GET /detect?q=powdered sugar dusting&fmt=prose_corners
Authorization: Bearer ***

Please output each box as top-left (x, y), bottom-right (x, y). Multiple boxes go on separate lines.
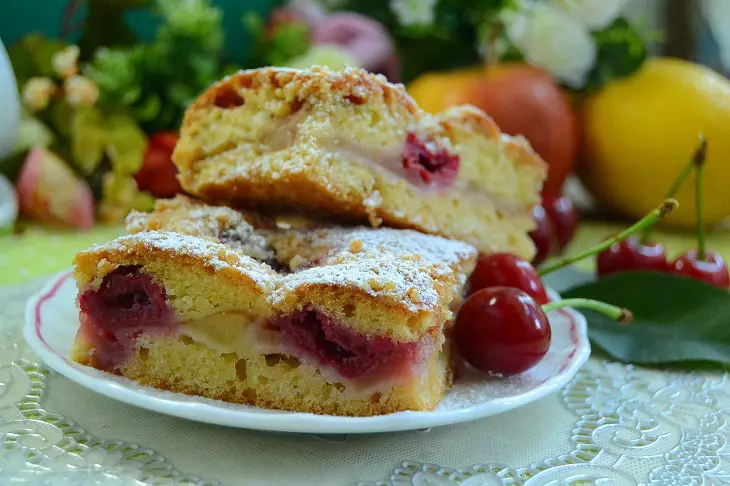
top-left (310, 226), bottom-right (476, 268)
top-left (95, 232), bottom-right (276, 291)
top-left (273, 257), bottom-right (440, 313)
top-left (82, 197), bottom-right (475, 315)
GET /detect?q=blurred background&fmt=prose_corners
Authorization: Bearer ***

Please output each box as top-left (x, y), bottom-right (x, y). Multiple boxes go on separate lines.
top-left (1, 0), bottom-right (730, 284)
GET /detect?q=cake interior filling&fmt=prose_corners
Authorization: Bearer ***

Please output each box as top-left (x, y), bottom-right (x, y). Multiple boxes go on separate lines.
top-left (263, 111), bottom-right (461, 190)
top-left (79, 269), bottom-right (433, 385)
top-left (400, 132), bottom-right (460, 188)
top-left (78, 266), bottom-right (176, 370)
top-left (266, 309), bottom-right (428, 381)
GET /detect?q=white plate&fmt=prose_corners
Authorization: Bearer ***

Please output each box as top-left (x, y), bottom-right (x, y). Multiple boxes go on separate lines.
top-left (24, 271), bottom-right (590, 434)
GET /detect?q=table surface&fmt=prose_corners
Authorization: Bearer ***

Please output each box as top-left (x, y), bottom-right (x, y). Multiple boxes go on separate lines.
top-left (3, 222), bottom-right (730, 485)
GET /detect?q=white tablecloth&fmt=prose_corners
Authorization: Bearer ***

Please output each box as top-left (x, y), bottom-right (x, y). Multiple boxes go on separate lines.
top-left (1, 277), bottom-right (728, 485)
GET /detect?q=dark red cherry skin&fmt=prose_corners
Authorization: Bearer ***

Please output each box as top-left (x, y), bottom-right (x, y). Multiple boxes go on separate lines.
top-left (671, 250), bottom-right (730, 289)
top-left (529, 205), bottom-right (556, 267)
top-left (469, 253), bottom-right (549, 305)
top-left (596, 236), bottom-right (669, 277)
top-left (542, 193), bottom-right (579, 253)
top-left (455, 287), bottom-right (551, 375)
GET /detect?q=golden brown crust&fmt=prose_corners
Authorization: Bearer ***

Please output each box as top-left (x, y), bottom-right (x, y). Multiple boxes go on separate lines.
top-left (187, 66), bottom-right (420, 120)
top-left (434, 105), bottom-right (546, 171)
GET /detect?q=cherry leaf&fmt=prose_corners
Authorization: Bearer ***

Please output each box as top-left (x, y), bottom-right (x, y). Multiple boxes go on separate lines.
top-left (562, 270), bottom-right (730, 367)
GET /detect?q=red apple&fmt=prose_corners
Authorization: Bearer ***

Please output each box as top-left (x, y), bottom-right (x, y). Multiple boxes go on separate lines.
top-left (134, 131), bottom-right (183, 198)
top-left (468, 65), bottom-right (580, 194)
top-left (16, 147), bottom-right (94, 229)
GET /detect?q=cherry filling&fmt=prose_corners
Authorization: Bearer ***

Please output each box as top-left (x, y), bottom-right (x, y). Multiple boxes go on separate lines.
top-left (269, 310), bottom-right (423, 380)
top-left (78, 266), bottom-right (175, 370)
top-left (401, 132), bottom-right (460, 188)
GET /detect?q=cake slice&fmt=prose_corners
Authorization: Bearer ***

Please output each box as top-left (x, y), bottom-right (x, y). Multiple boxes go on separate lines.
top-left (71, 196), bottom-right (477, 416)
top-left (172, 66), bottom-right (547, 259)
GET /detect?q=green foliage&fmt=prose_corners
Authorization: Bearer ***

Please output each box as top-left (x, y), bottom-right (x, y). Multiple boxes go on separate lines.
top-left (336, 0), bottom-right (509, 81)
top-left (70, 107), bottom-right (106, 174)
top-left (68, 107), bottom-right (147, 176)
top-left (84, 0), bottom-right (229, 132)
top-left (7, 35), bottom-right (67, 86)
top-left (583, 18), bottom-right (648, 91)
top-left (77, 0), bottom-right (150, 58)
top-left (244, 13), bottom-right (311, 67)
top-left (85, 48), bottom-right (145, 107)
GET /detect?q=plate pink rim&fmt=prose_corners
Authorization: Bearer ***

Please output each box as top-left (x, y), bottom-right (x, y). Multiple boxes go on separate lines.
top-left (24, 270), bottom-right (591, 434)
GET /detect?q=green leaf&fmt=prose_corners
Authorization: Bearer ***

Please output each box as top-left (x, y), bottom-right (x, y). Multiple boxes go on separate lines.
top-left (8, 34), bottom-right (67, 86)
top-left (582, 18), bottom-right (647, 91)
top-left (562, 271), bottom-right (730, 368)
top-left (134, 94), bottom-right (162, 122)
top-left (48, 101), bottom-right (74, 138)
top-left (70, 107), bottom-right (106, 174)
top-left (16, 111), bottom-right (55, 152)
top-left (104, 115), bottom-right (147, 175)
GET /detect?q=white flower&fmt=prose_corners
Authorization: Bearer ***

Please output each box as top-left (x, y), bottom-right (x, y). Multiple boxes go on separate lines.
top-left (390, 0), bottom-right (437, 27)
top-left (64, 75), bottom-right (99, 107)
top-left (552, 0), bottom-right (630, 30)
top-left (503, 2), bottom-right (597, 88)
top-left (52, 45), bottom-right (80, 78)
top-left (702, 0), bottom-right (730, 70)
top-left (21, 77), bottom-right (56, 112)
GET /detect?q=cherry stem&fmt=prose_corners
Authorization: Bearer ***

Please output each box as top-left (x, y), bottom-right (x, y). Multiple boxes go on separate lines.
top-left (694, 134), bottom-right (708, 260)
top-left (639, 139), bottom-right (702, 244)
top-left (639, 138), bottom-right (707, 245)
top-left (538, 198), bottom-right (679, 276)
top-left (542, 298), bottom-right (632, 324)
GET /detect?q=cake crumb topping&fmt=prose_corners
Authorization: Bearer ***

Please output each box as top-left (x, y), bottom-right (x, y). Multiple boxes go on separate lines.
top-left (81, 195), bottom-right (477, 313)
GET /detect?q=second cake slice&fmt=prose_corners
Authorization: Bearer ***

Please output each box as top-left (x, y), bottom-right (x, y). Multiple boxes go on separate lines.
top-left (71, 196), bottom-right (476, 416)
top-left (172, 66), bottom-right (547, 259)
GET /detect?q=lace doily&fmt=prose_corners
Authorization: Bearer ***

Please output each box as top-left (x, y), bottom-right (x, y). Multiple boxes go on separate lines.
top-left (2, 278), bottom-right (729, 485)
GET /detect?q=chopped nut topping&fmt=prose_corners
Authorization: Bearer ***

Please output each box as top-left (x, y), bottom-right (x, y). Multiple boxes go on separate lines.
top-left (407, 286), bottom-right (421, 303)
top-left (349, 239), bottom-right (363, 253)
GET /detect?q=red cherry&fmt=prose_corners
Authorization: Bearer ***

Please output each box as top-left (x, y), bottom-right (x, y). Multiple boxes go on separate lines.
top-left (455, 287), bottom-right (551, 375)
top-left (596, 236), bottom-right (669, 277)
top-left (542, 193), bottom-right (578, 253)
top-left (529, 205), bottom-right (556, 266)
top-left (401, 132), bottom-right (460, 188)
top-left (671, 250), bottom-right (730, 289)
top-left (469, 253), bottom-right (549, 304)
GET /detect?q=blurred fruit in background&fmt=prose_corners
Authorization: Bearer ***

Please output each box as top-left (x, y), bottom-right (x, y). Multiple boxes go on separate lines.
top-left (580, 57), bottom-right (730, 228)
top-left (406, 68), bottom-right (484, 113)
top-left (134, 131), bottom-right (183, 198)
top-left (408, 64), bottom-right (580, 194)
top-left (15, 147), bottom-right (94, 228)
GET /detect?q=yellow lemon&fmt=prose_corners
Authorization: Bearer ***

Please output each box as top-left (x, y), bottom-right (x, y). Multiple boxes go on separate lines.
top-left (580, 57), bottom-right (730, 227)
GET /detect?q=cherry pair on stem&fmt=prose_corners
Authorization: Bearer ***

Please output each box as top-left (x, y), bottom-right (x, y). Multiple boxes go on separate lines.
top-left (455, 135), bottom-right (728, 377)
top-left (457, 199), bottom-right (675, 375)
top-left (597, 135), bottom-right (729, 289)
